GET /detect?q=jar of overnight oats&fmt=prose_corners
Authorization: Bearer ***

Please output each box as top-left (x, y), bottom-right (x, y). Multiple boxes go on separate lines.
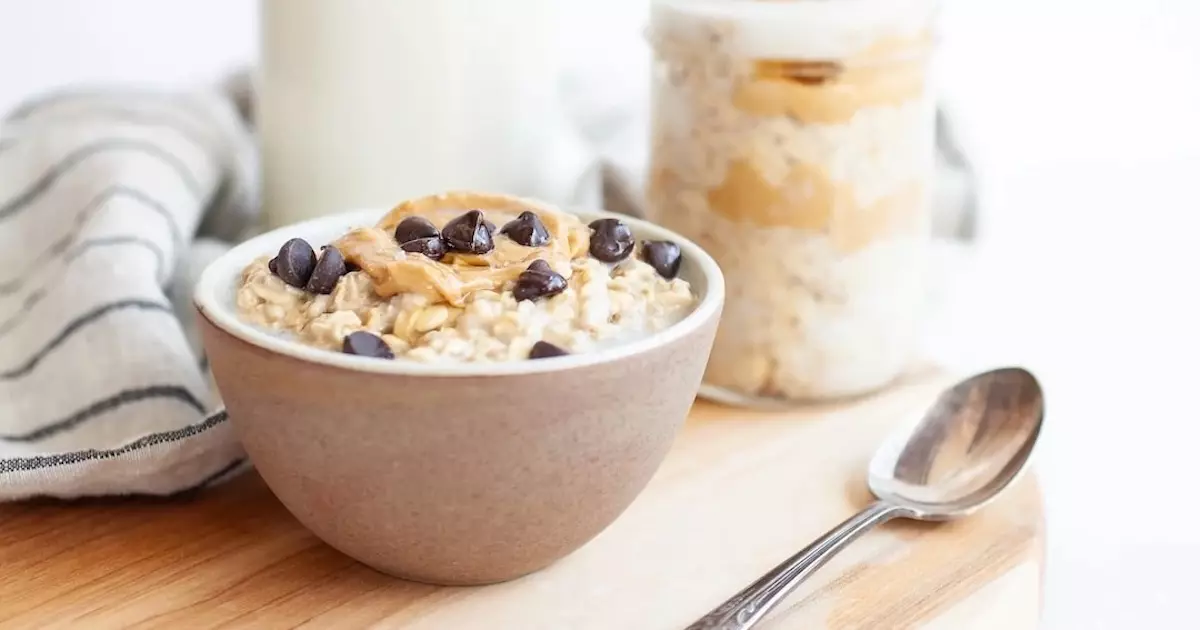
top-left (646, 0), bottom-right (939, 404)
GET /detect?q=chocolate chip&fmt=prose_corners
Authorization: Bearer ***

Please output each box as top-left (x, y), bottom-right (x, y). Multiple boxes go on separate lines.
top-left (513, 259), bottom-right (567, 302)
top-left (587, 218), bottom-right (635, 263)
top-left (267, 257), bottom-right (278, 274)
top-left (500, 211), bottom-right (550, 247)
top-left (401, 236), bottom-right (447, 261)
top-left (640, 240), bottom-right (682, 279)
top-left (342, 331), bottom-right (395, 359)
top-left (270, 238), bottom-right (317, 288)
top-left (394, 216), bottom-right (440, 245)
top-left (787, 60), bottom-right (844, 86)
top-left (529, 341), bottom-right (569, 359)
top-left (484, 219), bottom-right (497, 235)
top-left (442, 210), bottom-right (494, 254)
top-left (305, 246), bottom-right (348, 294)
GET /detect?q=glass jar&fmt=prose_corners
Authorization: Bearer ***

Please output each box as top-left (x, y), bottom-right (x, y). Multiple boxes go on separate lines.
top-left (646, 0), bottom-right (940, 404)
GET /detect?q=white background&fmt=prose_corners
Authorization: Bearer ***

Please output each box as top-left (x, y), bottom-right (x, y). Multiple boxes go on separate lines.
top-left (3, 1), bottom-right (1200, 627)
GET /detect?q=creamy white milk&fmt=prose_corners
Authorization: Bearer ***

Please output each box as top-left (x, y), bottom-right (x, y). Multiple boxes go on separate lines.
top-left (258, 0), bottom-right (560, 227)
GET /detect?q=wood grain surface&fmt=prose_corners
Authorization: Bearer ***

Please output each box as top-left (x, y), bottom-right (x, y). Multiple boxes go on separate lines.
top-left (0, 371), bottom-right (1043, 629)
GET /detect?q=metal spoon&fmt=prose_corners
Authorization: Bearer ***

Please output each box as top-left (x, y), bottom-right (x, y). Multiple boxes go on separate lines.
top-left (686, 367), bottom-right (1045, 630)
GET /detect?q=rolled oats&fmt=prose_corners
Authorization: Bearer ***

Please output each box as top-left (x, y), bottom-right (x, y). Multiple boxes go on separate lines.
top-left (413, 305), bottom-right (450, 334)
top-left (235, 192), bottom-right (698, 363)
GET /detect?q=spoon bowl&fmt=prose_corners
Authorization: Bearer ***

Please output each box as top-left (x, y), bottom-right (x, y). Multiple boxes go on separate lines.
top-left (687, 366), bottom-right (1046, 630)
top-left (868, 367), bottom-right (1044, 520)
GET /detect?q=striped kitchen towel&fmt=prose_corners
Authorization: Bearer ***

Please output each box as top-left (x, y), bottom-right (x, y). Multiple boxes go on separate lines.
top-left (0, 86), bottom-right (257, 500)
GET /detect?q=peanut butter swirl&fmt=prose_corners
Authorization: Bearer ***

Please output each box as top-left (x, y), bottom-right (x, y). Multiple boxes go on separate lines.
top-left (733, 32), bottom-right (934, 125)
top-left (332, 192), bottom-right (591, 306)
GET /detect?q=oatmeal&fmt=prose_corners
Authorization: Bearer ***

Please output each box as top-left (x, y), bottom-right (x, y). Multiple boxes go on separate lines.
top-left (235, 191), bottom-right (696, 362)
top-left (646, 0), bottom-right (938, 402)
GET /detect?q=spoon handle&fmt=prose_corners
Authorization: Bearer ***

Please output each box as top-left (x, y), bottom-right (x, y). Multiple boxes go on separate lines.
top-left (684, 501), bottom-right (907, 630)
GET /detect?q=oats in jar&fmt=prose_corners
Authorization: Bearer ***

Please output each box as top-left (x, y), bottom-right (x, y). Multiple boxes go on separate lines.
top-left (646, 0), bottom-right (938, 402)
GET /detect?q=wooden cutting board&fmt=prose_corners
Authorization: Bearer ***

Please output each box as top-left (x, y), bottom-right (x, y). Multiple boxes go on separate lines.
top-left (0, 369), bottom-right (1043, 629)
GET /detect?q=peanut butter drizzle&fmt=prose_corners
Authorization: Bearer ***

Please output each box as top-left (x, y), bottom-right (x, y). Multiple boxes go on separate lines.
top-left (332, 192), bottom-right (591, 306)
top-left (733, 32), bottom-right (934, 124)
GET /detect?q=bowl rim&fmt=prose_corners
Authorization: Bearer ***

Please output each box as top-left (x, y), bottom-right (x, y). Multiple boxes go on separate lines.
top-left (194, 206), bottom-right (725, 377)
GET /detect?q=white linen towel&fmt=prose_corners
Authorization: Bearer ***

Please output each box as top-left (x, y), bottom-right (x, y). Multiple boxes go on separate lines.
top-left (0, 87), bottom-right (257, 500)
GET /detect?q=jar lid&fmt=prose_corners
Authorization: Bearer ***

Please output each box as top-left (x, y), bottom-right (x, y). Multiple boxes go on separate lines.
top-left (651, 0), bottom-right (939, 62)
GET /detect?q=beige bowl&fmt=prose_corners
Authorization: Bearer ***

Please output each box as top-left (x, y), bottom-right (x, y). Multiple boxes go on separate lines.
top-left (194, 208), bottom-right (724, 585)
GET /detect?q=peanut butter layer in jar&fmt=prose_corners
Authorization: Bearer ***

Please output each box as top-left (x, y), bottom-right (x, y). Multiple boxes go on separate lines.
top-left (646, 0), bottom-right (939, 404)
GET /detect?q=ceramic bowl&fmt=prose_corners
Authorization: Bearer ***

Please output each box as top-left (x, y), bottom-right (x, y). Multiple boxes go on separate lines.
top-left (193, 207), bottom-right (724, 585)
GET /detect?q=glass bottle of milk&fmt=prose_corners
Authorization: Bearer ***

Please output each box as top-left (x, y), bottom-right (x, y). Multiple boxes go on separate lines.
top-left (258, 0), bottom-right (561, 228)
